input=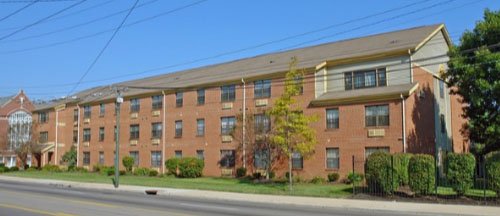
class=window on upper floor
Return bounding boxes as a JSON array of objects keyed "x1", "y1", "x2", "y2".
[
  {"x1": 439, "y1": 80, "x2": 445, "y2": 99},
  {"x1": 254, "y1": 79, "x2": 271, "y2": 98},
  {"x1": 99, "y1": 127, "x2": 105, "y2": 141},
  {"x1": 294, "y1": 74, "x2": 304, "y2": 94},
  {"x1": 83, "y1": 128, "x2": 91, "y2": 142},
  {"x1": 221, "y1": 116, "x2": 236, "y2": 135},
  {"x1": 254, "y1": 114, "x2": 270, "y2": 134},
  {"x1": 221, "y1": 85, "x2": 236, "y2": 102},
  {"x1": 39, "y1": 131, "x2": 48, "y2": 143},
  {"x1": 152, "y1": 95, "x2": 163, "y2": 110},
  {"x1": 114, "y1": 126, "x2": 117, "y2": 141},
  {"x1": 326, "y1": 108, "x2": 339, "y2": 129},
  {"x1": 365, "y1": 105, "x2": 389, "y2": 127},
  {"x1": 151, "y1": 122, "x2": 162, "y2": 139},
  {"x1": 176, "y1": 92, "x2": 183, "y2": 107},
  {"x1": 83, "y1": 105, "x2": 91, "y2": 118},
  {"x1": 197, "y1": 89, "x2": 205, "y2": 105},
  {"x1": 72, "y1": 130, "x2": 78, "y2": 144},
  {"x1": 175, "y1": 120, "x2": 182, "y2": 137},
  {"x1": 39, "y1": 112, "x2": 49, "y2": 123},
  {"x1": 130, "y1": 124, "x2": 139, "y2": 140},
  {"x1": 197, "y1": 119, "x2": 205, "y2": 136},
  {"x1": 99, "y1": 103, "x2": 105, "y2": 116},
  {"x1": 440, "y1": 114, "x2": 446, "y2": 133},
  {"x1": 73, "y1": 109, "x2": 78, "y2": 122},
  {"x1": 345, "y1": 68, "x2": 386, "y2": 90},
  {"x1": 130, "y1": 98, "x2": 140, "y2": 113}
]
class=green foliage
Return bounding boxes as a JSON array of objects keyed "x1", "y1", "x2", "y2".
[
  {"x1": 268, "y1": 171, "x2": 275, "y2": 179},
  {"x1": 61, "y1": 146, "x2": 77, "y2": 170},
  {"x1": 178, "y1": 157, "x2": 204, "y2": 178},
  {"x1": 26, "y1": 167, "x2": 39, "y2": 172},
  {"x1": 134, "y1": 167, "x2": 150, "y2": 176},
  {"x1": 486, "y1": 152, "x2": 500, "y2": 197},
  {"x1": 0, "y1": 163, "x2": 5, "y2": 168},
  {"x1": 252, "y1": 172, "x2": 262, "y2": 179},
  {"x1": 165, "y1": 158, "x2": 180, "y2": 175},
  {"x1": 70, "y1": 167, "x2": 88, "y2": 173},
  {"x1": 310, "y1": 176, "x2": 326, "y2": 184},
  {"x1": 408, "y1": 154, "x2": 435, "y2": 195},
  {"x1": 9, "y1": 167, "x2": 19, "y2": 172},
  {"x1": 444, "y1": 9, "x2": 500, "y2": 155},
  {"x1": 93, "y1": 164, "x2": 104, "y2": 172},
  {"x1": 446, "y1": 153, "x2": 476, "y2": 196},
  {"x1": 328, "y1": 173, "x2": 340, "y2": 182},
  {"x1": 346, "y1": 172, "x2": 364, "y2": 184},
  {"x1": 42, "y1": 164, "x2": 61, "y2": 172},
  {"x1": 365, "y1": 151, "x2": 398, "y2": 194},
  {"x1": 393, "y1": 153, "x2": 412, "y2": 186},
  {"x1": 122, "y1": 156, "x2": 135, "y2": 172},
  {"x1": 149, "y1": 169, "x2": 159, "y2": 177},
  {"x1": 236, "y1": 167, "x2": 247, "y2": 178}
]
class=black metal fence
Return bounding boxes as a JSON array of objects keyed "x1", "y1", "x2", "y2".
[{"x1": 350, "y1": 153, "x2": 499, "y2": 205}]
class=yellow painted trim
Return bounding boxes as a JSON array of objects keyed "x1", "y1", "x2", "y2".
[
  {"x1": 54, "y1": 104, "x2": 66, "y2": 111},
  {"x1": 315, "y1": 61, "x2": 327, "y2": 70}
]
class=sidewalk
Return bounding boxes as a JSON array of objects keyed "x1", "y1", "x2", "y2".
[{"x1": 1, "y1": 175, "x2": 499, "y2": 216}]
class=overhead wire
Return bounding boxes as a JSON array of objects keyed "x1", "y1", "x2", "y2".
[{"x1": 0, "y1": 0, "x2": 38, "y2": 23}]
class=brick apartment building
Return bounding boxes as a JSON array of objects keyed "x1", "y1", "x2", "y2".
[{"x1": 23, "y1": 24, "x2": 468, "y2": 179}]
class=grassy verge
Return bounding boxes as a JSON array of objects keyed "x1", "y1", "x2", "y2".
[{"x1": 1, "y1": 171, "x2": 352, "y2": 198}]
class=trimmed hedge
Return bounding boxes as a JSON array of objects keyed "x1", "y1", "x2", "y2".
[
  {"x1": 42, "y1": 164, "x2": 61, "y2": 172},
  {"x1": 486, "y1": 152, "x2": 500, "y2": 197},
  {"x1": 446, "y1": 153, "x2": 475, "y2": 196},
  {"x1": 393, "y1": 153, "x2": 412, "y2": 186},
  {"x1": 236, "y1": 167, "x2": 247, "y2": 178},
  {"x1": 328, "y1": 173, "x2": 340, "y2": 182},
  {"x1": 408, "y1": 154, "x2": 435, "y2": 195},
  {"x1": 165, "y1": 158, "x2": 180, "y2": 175},
  {"x1": 122, "y1": 156, "x2": 135, "y2": 172},
  {"x1": 178, "y1": 157, "x2": 204, "y2": 178},
  {"x1": 310, "y1": 176, "x2": 326, "y2": 184},
  {"x1": 346, "y1": 172, "x2": 364, "y2": 184},
  {"x1": 365, "y1": 151, "x2": 398, "y2": 194},
  {"x1": 134, "y1": 167, "x2": 151, "y2": 176}
]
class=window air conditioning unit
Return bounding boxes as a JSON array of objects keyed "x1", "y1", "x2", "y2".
[
  {"x1": 221, "y1": 135, "x2": 233, "y2": 142},
  {"x1": 222, "y1": 102, "x2": 233, "y2": 110},
  {"x1": 368, "y1": 129, "x2": 385, "y2": 137},
  {"x1": 255, "y1": 99, "x2": 268, "y2": 107}
]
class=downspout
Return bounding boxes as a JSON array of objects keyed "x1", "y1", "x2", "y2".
[
  {"x1": 401, "y1": 94, "x2": 407, "y2": 153},
  {"x1": 162, "y1": 90, "x2": 166, "y2": 174},
  {"x1": 77, "y1": 105, "x2": 81, "y2": 167},
  {"x1": 408, "y1": 49, "x2": 413, "y2": 83},
  {"x1": 241, "y1": 78, "x2": 246, "y2": 169},
  {"x1": 55, "y1": 109, "x2": 59, "y2": 165}
]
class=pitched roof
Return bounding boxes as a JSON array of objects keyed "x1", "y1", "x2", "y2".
[{"x1": 0, "y1": 95, "x2": 14, "y2": 107}]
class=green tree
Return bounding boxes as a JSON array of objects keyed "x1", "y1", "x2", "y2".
[
  {"x1": 122, "y1": 156, "x2": 135, "y2": 172},
  {"x1": 444, "y1": 9, "x2": 500, "y2": 155},
  {"x1": 61, "y1": 146, "x2": 77, "y2": 170},
  {"x1": 269, "y1": 57, "x2": 318, "y2": 190}
]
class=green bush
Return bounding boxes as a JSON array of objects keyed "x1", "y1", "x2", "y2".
[
  {"x1": 268, "y1": 171, "x2": 275, "y2": 179},
  {"x1": 393, "y1": 153, "x2": 412, "y2": 186},
  {"x1": 0, "y1": 163, "x2": 5, "y2": 168},
  {"x1": 486, "y1": 152, "x2": 500, "y2": 197},
  {"x1": 149, "y1": 169, "x2": 159, "y2": 177},
  {"x1": 9, "y1": 167, "x2": 19, "y2": 172},
  {"x1": 134, "y1": 167, "x2": 150, "y2": 176},
  {"x1": 408, "y1": 154, "x2": 435, "y2": 195},
  {"x1": 327, "y1": 173, "x2": 340, "y2": 182},
  {"x1": 42, "y1": 164, "x2": 61, "y2": 172},
  {"x1": 0, "y1": 167, "x2": 8, "y2": 173},
  {"x1": 70, "y1": 167, "x2": 88, "y2": 173},
  {"x1": 310, "y1": 176, "x2": 326, "y2": 184},
  {"x1": 346, "y1": 172, "x2": 364, "y2": 184},
  {"x1": 165, "y1": 158, "x2": 180, "y2": 175},
  {"x1": 178, "y1": 157, "x2": 204, "y2": 178},
  {"x1": 93, "y1": 164, "x2": 104, "y2": 172},
  {"x1": 446, "y1": 153, "x2": 475, "y2": 196},
  {"x1": 122, "y1": 156, "x2": 135, "y2": 172},
  {"x1": 236, "y1": 167, "x2": 247, "y2": 178},
  {"x1": 26, "y1": 167, "x2": 39, "y2": 172},
  {"x1": 99, "y1": 166, "x2": 115, "y2": 176},
  {"x1": 119, "y1": 170, "x2": 127, "y2": 176},
  {"x1": 252, "y1": 172, "x2": 262, "y2": 179},
  {"x1": 365, "y1": 151, "x2": 398, "y2": 194}
]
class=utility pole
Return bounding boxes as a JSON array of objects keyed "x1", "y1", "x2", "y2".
[
  {"x1": 114, "y1": 90, "x2": 123, "y2": 188},
  {"x1": 241, "y1": 78, "x2": 246, "y2": 169}
]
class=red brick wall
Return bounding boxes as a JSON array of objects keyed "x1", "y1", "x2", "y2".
[{"x1": 450, "y1": 88, "x2": 469, "y2": 153}]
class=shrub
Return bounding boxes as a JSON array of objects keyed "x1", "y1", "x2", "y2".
[
  {"x1": 236, "y1": 167, "x2": 247, "y2": 178},
  {"x1": 122, "y1": 156, "x2": 135, "y2": 172},
  {"x1": 0, "y1": 167, "x2": 8, "y2": 173},
  {"x1": 42, "y1": 164, "x2": 61, "y2": 172},
  {"x1": 119, "y1": 170, "x2": 127, "y2": 176},
  {"x1": 134, "y1": 167, "x2": 150, "y2": 176},
  {"x1": 178, "y1": 157, "x2": 204, "y2": 178},
  {"x1": 9, "y1": 167, "x2": 19, "y2": 172},
  {"x1": 310, "y1": 176, "x2": 326, "y2": 184},
  {"x1": 252, "y1": 172, "x2": 262, "y2": 179},
  {"x1": 268, "y1": 171, "x2": 275, "y2": 179},
  {"x1": 99, "y1": 166, "x2": 115, "y2": 176},
  {"x1": 0, "y1": 163, "x2": 5, "y2": 168},
  {"x1": 486, "y1": 152, "x2": 500, "y2": 197},
  {"x1": 149, "y1": 169, "x2": 159, "y2": 177},
  {"x1": 408, "y1": 154, "x2": 435, "y2": 195},
  {"x1": 71, "y1": 167, "x2": 88, "y2": 173},
  {"x1": 393, "y1": 153, "x2": 412, "y2": 186},
  {"x1": 346, "y1": 172, "x2": 364, "y2": 184},
  {"x1": 365, "y1": 151, "x2": 398, "y2": 194},
  {"x1": 165, "y1": 158, "x2": 180, "y2": 175},
  {"x1": 93, "y1": 164, "x2": 104, "y2": 172},
  {"x1": 327, "y1": 173, "x2": 340, "y2": 182},
  {"x1": 26, "y1": 167, "x2": 39, "y2": 172},
  {"x1": 446, "y1": 153, "x2": 475, "y2": 196}
]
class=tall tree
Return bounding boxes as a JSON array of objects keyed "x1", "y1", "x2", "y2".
[
  {"x1": 15, "y1": 122, "x2": 40, "y2": 169},
  {"x1": 444, "y1": 9, "x2": 500, "y2": 155},
  {"x1": 269, "y1": 57, "x2": 318, "y2": 190}
]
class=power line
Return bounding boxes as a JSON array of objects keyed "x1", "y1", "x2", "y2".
[
  {"x1": 66, "y1": 0, "x2": 139, "y2": 96},
  {"x1": 0, "y1": 0, "x2": 75, "y2": 3},
  {"x1": 0, "y1": 0, "x2": 85, "y2": 41},
  {"x1": 0, "y1": 0, "x2": 38, "y2": 22}
]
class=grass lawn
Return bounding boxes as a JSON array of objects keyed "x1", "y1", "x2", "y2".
[
  {"x1": 436, "y1": 186, "x2": 497, "y2": 198},
  {"x1": 2, "y1": 171, "x2": 353, "y2": 198}
]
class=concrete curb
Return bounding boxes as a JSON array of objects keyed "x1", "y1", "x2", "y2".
[{"x1": 1, "y1": 175, "x2": 499, "y2": 216}]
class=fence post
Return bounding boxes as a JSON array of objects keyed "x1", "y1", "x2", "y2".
[
  {"x1": 483, "y1": 156, "x2": 486, "y2": 205},
  {"x1": 435, "y1": 155, "x2": 438, "y2": 197},
  {"x1": 352, "y1": 155, "x2": 355, "y2": 195},
  {"x1": 391, "y1": 155, "x2": 394, "y2": 193}
]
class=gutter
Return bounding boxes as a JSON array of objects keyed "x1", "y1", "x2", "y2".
[
  {"x1": 162, "y1": 90, "x2": 166, "y2": 174},
  {"x1": 401, "y1": 94, "x2": 407, "y2": 153},
  {"x1": 77, "y1": 105, "x2": 81, "y2": 167}
]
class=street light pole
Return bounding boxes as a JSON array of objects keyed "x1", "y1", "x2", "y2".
[{"x1": 114, "y1": 90, "x2": 123, "y2": 188}]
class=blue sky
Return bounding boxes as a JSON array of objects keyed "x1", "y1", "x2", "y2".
[{"x1": 0, "y1": 0, "x2": 498, "y2": 100}]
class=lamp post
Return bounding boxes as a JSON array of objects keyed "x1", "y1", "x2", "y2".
[{"x1": 114, "y1": 90, "x2": 123, "y2": 188}]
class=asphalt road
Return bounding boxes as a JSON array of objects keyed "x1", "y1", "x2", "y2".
[{"x1": 0, "y1": 180, "x2": 445, "y2": 216}]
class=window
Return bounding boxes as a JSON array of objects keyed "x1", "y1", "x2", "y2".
[
  {"x1": 39, "y1": 112, "x2": 49, "y2": 123},
  {"x1": 365, "y1": 105, "x2": 389, "y2": 127},
  {"x1": 152, "y1": 95, "x2": 163, "y2": 110},
  {"x1": 365, "y1": 147, "x2": 389, "y2": 159},
  {"x1": 83, "y1": 105, "x2": 91, "y2": 118},
  {"x1": 220, "y1": 150, "x2": 235, "y2": 168},
  {"x1": 98, "y1": 151, "x2": 104, "y2": 164},
  {"x1": 73, "y1": 109, "x2": 78, "y2": 122},
  {"x1": 176, "y1": 92, "x2": 183, "y2": 107},
  {"x1": 99, "y1": 103, "x2": 105, "y2": 116},
  {"x1": 254, "y1": 79, "x2": 271, "y2": 98},
  {"x1": 439, "y1": 80, "x2": 445, "y2": 99},
  {"x1": 292, "y1": 152, "x2": 303, "y2": 169},
  {"x1": 39, "y1": 131, "x2": 48, "y2": 143},
  {"x1": 83, "y1": 128, "x2": 91, "y2": 142},
  {"x1": 254, "y1": 148, "x2": 269, "y2": 169},
  {"x1": 221, "y1": 85, "x2": 236, "y2": 102},
  {"x1": 440, "y1": 114, "x2": 446, "y2": 133},
  {"x1": 175, "y1": 120, "x2": 182, "y2": 137},
  {"x1": 294, "y1": 74, "x2": 304, "y2": 94},
  {"x1": 326, "y1": 109, "x2": 339, "y2": 129},
  {"x1": 254, "y1": 114, "x2": 270, "y2": 133},
  {"x1": 197, "y1": 89, "x2": 205, "y2": 105},
  {"x1": 130, "y1": 98, "x2": 140, "y2": 113},
  {"x1": 326, "y1": 148, "x2": 339, "y2": 169},
  {"x1": 72, "y1": 130, "x2": 78, "y2": 144},
  {"x1": 151, "y1": 122, "x2": 162, "y2": 139},
  {"x1": 197, "y1": 119, "x2": 205, "y2": 136},
  {"x1": 196, "y1": 150, "x2": 204, "y2": 161},
  {"x1": 99, "y1": 127, "x2": 105, "y2": 141},
  {"x1": 175, "y1": 150, "x2": 182, "y2": 158},
  {"x1": 130, "y1": 124, "x2": 139, "y2": 140},
  {"x1": 345, "y1": 68, "x2": 386, "y2": 90},
  {"x1": 130, "y1": 151, "x2": 139, "y2": 166},
  {"x1": 151, "y1": 151, "x2": 162, "y2": 168},
  {"x1": 221, "y1": 116, "x2": 236, "y2": 135},
  {"x1": 83, "y1": 152, "x2": 90, "y2": 165},
  {"x1": 114, "y1": 126, "x2": 117, "y2": 141}
]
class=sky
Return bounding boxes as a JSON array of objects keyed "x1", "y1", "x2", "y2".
[{"x1": 0, "y1": 0, "x2": 498, "y2": 100}]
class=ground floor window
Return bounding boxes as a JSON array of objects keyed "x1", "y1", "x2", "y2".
[
  {"x1": 220, "y1": 150, "x2": 235, "y2": 168},
  {"x1": 364, "y1": 147, "x2": 389, "y2": 159},
  {"x1": 0, "y1": 156, "x2": 3, "y2": 164},
  {"x1": 151, "y1": 151, "x2": 162, "y2": 168},
  {"x1": 130, "y1": 151, "x2": 139, "y2": 166},
  {"x1": 253, "y1": 149, "x2": 269, "y2": 169},
  {"x1": 326, "y1": 148, "x2": 339, "y2": 169},
  {"x1": 292, "y1": 152, "x2": 303, "y2": 169},
  {"x1": 196, "y1": 150, "x2": 204, "y2": 161},
  {"x1": 175, "y1": 150, "x2": 182, "y2": 158},
  {"x1": 83, "y1": 152, "x2": 90, "y2": 165},
  {"x1": 98, "y1": 152, "x2": 104, "y2": 164}
]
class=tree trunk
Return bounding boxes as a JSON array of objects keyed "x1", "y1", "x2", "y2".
[{"x1": 288, "y1": 154, "x2": 293, "y2": 191}]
